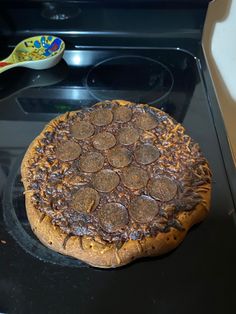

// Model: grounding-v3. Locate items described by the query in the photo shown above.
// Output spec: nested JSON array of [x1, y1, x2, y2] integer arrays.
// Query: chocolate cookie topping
[[93, 132, 116, 150], [55, 140, 81, 162], [79, 152, 104, 173], [130, 195, 159, 223], [134, 144, 160, 165], [25, 100, 212, 244], [71, 187, 100, 213], [92, 169, 120, 192], [113, 106, 132, 123], [148, 177, 178, 202], [98, 203, 129, 233], [107, 146, 132, 168], [71, 121, 94, 140], [118, 127, 140, 145]]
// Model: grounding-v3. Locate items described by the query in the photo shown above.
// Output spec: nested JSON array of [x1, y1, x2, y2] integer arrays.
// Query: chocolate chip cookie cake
[[21, 100, 212, 268]]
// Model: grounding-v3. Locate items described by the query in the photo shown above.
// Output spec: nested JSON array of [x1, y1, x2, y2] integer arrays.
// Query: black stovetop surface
[[0, 45, 236, 314]]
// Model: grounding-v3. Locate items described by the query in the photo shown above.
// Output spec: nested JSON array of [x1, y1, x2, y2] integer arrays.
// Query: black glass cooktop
[[0, 47, 236, 314], [0, 49, 198, 122]]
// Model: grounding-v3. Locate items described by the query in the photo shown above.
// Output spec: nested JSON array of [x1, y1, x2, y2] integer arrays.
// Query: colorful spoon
[[0, 35, 65, 74]]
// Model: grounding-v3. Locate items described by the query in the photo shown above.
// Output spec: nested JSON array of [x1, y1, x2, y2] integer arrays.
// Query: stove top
[[0, 48, 198, 122], [0, 46, 236, 314]]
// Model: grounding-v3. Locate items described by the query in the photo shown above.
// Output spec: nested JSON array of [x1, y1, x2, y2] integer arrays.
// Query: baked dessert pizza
[[21, 100, 212, 268]]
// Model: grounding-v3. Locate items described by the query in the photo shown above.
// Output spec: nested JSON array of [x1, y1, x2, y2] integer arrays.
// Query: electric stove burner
[[86, 55, 174, 104], [3, 154, 88, 268]]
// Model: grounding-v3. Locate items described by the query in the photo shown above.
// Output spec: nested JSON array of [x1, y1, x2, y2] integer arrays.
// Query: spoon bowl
[[0, 35, 65, 74]]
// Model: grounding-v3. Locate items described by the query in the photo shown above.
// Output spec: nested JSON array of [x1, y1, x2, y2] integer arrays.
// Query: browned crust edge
[[21, 100, 212, 268]]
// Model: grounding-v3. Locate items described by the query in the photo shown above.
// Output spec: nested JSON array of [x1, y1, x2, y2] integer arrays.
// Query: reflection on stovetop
[[0, 61, 68, 101], [0, 48, 199, 123]]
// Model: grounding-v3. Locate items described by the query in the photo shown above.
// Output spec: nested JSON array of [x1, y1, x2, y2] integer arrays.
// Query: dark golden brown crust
[[21, 100, 211, 268]]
